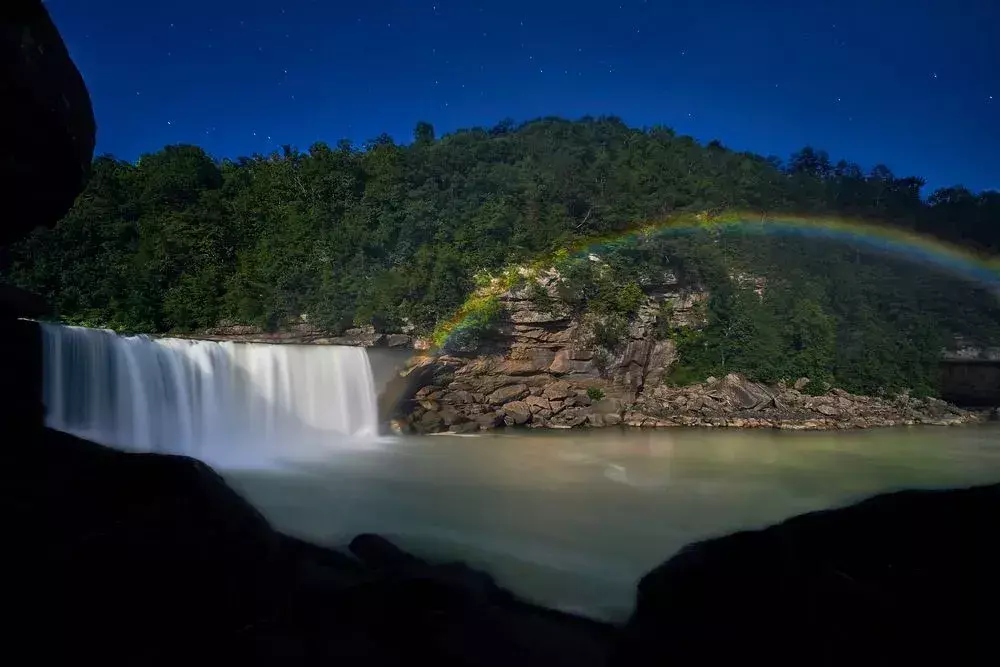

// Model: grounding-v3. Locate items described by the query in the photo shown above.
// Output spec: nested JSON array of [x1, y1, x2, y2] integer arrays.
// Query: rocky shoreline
[[402, 369, 981, 434], [396, 268, 984, 434]]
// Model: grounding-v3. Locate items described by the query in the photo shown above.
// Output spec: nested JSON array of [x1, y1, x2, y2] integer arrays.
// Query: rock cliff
[[399, 270, 980, 433]]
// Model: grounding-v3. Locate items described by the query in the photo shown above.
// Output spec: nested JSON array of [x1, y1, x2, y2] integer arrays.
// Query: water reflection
[[225, 426, 1000, 621]]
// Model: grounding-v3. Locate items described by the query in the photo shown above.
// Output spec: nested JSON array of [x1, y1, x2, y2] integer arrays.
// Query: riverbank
[[402, 367, 983, 434]]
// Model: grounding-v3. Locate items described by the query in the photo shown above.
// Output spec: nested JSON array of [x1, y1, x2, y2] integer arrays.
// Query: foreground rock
[[39, 430, 612, 665], [614, 483, 1000, 666]]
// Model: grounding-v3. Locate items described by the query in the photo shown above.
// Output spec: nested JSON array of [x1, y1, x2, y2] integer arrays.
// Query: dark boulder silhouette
[[40, 429, 613, 665], [614, 483, 1000, 666]]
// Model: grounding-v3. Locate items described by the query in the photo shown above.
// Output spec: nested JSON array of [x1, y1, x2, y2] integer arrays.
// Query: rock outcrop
[[400, 271, 981, 433]]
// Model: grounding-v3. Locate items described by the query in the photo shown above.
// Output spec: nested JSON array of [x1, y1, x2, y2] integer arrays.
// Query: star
[[167, 120, 172, 125], [931, 72, 938, 79]]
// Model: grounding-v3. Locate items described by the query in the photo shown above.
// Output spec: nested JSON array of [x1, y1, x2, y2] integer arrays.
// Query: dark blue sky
[[48, 0, 998, 193]]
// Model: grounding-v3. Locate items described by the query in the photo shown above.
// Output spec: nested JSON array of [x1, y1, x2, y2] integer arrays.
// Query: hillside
[[2, 116, 999, 396]]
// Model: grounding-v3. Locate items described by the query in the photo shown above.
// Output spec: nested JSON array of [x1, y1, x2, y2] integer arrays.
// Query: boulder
[[438, 404, 466, 426], [793, 377, 811, 391], [542, 381, 575, 401], [440, 390, 475, 405], [815, 403, 840, 417], [474, 412, 503, 429], [486, 384, 529, 405], [549, 349, 571, 374], [617, 483, 1000, 666], [448, 421, 479, 434], [502, 401, 533, 425], [550, 407, 590, 428], [604, 414, 622, 426], [386, 334, 412, 348], [526, 396, 552, 413], [418, 410, 444, 432]]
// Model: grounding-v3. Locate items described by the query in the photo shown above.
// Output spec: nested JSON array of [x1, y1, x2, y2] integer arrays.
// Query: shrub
[[586, 386, 606, 401]]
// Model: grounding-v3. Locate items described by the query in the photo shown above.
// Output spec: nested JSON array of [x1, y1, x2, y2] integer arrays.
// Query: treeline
[[2, 116, 998, 394]]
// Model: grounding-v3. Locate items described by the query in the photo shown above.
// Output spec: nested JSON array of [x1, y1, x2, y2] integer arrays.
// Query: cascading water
[[41, 323, 381, 468]]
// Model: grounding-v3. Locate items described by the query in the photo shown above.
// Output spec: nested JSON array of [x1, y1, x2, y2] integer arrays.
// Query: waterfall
[[41, 323, 380, 467]]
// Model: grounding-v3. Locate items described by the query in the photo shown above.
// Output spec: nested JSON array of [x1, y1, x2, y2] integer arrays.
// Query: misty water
[[225, 425, 1000, 622]]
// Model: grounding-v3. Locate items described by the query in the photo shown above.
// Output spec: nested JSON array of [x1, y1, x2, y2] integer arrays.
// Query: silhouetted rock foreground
[[34, 428, 1000, 665]]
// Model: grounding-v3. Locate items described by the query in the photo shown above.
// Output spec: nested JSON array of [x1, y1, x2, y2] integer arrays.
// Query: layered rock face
[[402, 273, 980, 433]]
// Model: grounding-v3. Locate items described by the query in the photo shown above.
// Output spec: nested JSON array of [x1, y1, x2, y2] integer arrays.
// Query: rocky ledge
[[397, 267, 982, 434], [403, 369, 979, 434]]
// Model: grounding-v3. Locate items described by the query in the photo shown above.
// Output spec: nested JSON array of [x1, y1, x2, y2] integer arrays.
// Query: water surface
[[225, 425, 1000, 621]]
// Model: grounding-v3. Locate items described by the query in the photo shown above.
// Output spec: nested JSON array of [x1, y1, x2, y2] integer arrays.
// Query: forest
[[2, 116, 998, 396]]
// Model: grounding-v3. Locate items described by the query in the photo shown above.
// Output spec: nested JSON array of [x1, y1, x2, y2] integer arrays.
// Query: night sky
[[48, 0, 998, 194]]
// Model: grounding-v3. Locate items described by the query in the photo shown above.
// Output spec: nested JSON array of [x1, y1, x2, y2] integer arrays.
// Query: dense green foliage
[[2, 116, 998, 394]]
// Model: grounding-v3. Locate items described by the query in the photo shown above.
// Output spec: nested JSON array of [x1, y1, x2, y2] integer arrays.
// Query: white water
[[41, 323, 380, 468]]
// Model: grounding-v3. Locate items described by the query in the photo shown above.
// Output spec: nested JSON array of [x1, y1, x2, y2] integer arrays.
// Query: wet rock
[[418, 410, 444, 432], [502, 401, 533, 425], [550, 407, 590, 428], [474, 412, 503, 429], [448, 421, 479, 434]]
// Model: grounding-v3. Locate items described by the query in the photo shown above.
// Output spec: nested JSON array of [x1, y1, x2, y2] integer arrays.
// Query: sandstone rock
[[440, 390, 475, 405], [604, 414, 622, 426], [418, 399, 441, 412], [508, 307, 571, 324], [642, 340, 677, 388], [549, 349, 571, 374], [587, 413, 606, 427], [550, 407, 590, 428], [570, 392, 592, 407], [449, 421, 479, 434], [525, 396, 552, 413], [502, 401, 533, 425], [438, 404, 465, 426], [816, 404, 840, 417], [593, 397, 624, 415], [793, 377, 811, 391], [542, 381, 575, 401], [497, 358, 548, 376], [487, 384, 529, 405], [419, 411, 444, 432], [549, 400, 565, 414], [386, 333, 412, 348], [474, 412, 503, 429], [414, 386, 438, 400]]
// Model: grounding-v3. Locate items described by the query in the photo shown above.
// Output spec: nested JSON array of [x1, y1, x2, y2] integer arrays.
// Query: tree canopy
[[2, 116, 998, 395]]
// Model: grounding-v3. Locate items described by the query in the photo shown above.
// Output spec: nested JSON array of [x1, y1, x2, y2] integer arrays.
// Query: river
[[223, 425, 1000, 622]]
